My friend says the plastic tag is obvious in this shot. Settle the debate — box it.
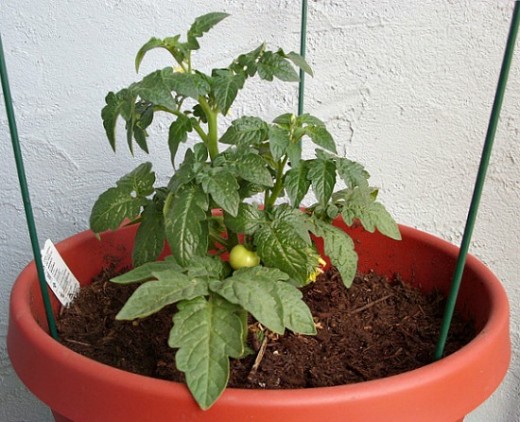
[41,239,80,307]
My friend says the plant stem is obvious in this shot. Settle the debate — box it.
[239,308,249,353]
[198,97,219,160]
[265,156,288,211]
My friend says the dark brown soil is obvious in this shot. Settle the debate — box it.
[56,267,475,389]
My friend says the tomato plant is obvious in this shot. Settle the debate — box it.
[90,11,400,410]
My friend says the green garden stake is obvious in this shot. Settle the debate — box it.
[0,33,59,340]
[298,0,308,116]
[434,1,519,360]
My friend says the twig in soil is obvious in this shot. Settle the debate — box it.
[349,294,394,315]
[247,335,268,382]
[62,338,92,347]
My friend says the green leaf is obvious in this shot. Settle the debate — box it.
[135,37,164,73]
[235,153,273,187]
[337,187,401,241]
[197,168,240,217]
[116,162,156,196]
[272,113,294,127]
[132,201,165,267]
[268,125,290,161]
[336,157,370,189]
[111,257,182,284]
[257,51,299,82]
[164,185,209,266]
[285,51,314,77]
[168,114,193,166]
[193,143,208,162]
[90,187,144,233]
[306,126,337,154]
[286,140,302,167]
[168,149,198,192]
[223,203,263,235]
[169,295,243,410]
[169,72,211,99]
[90,163,155,233]
[272,205,312,245]
[132,68,178,110]
[368,202,401,240]
[220,116,269,146]
[230,43,264,77]
[310,218,358,288]
[285,163,311,207]
[297,113,324,127]
[187,12,230,50]
[307,158,336,207]
[209,266,316,335]
[116,270,209,319]
[186,255,230,282]
[254,220,315,284]
[101,89,135,151]
[211,69,245,115]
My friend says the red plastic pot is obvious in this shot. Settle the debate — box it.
[8,220,510,422]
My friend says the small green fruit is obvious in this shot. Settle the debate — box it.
[229,244,260,270]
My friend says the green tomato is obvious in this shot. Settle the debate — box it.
[229,244,260,270]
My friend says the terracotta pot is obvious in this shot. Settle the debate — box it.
[8,219,510,422]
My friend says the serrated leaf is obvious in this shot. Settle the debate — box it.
[257,51,299,82]
[169,295,243,410]
[111,257,182,284]
[223,203,263,235]
[168,149,198,192]
[310,218,358,287]
[220,116,269,146]
[307,159,336,206]
[116,162,155,196]
[101,89,135,151]
[193,143,208,162]
[230,43,264,77]
[306,126,337,154]
[90,187,143,233]
[254,220,315,284]
[337,187,401,241]
[133,125,149,153]
[269,125,290,161]
[272,205,312,245]
[169,72,211,99]
[168,114,193,166]
[116,270,209,320]
[285,163,311,207]
[211,69,245,114]
[132,201,165,266]
[336,157,370,189]
[186,255,230,282]
[368,203,401,240]
[272,113,294,127]
[197,168,240,217]
[285,51,314,77]
[209,266,315,335]
[132,68,178,110]
[135,37,164,73]
[286,140,302,167]
[187,12,230,50]
[297,113,324,127]
[164,185,209,266]
[235,153,273,187]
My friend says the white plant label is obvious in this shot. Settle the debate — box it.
[41,239,80,307]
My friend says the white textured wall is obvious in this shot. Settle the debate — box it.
[1,1,518,420]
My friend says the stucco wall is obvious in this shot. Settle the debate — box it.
[1,1,518,420]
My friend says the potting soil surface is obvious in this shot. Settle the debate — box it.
[57,267,475,389]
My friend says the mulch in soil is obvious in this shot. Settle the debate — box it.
[56,267,475,389]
